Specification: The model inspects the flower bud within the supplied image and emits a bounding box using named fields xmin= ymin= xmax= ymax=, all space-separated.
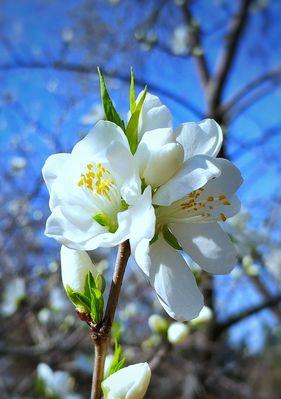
xmin=60 ymin=245 xmax=95 ymax=292
xmin=102 ymin=362 xmax=151 ymax=399
xmin=190 ymin=306 xmax=213 ymax=328
xmin=167 ymin=322 xmax=189 ymax=345
xmin=148 ymin=314 xmax=169 ymax=334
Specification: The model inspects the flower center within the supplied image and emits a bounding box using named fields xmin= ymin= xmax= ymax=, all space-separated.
xmin=78 ymin=163 xmax=113 ymax=197
xmin=155 ymin=185 xmax=232 ymax=226
xmin=77 ymin=163 xmax=126 ymax=233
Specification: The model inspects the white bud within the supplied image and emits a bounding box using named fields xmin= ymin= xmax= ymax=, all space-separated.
xmin=136 ymin=128 xmax=184 ymax=188
xmin=167 ymin=322 xmax=189 ymax=345
xmin=148 ymin=314 xmax=168 ymax=334
xmin=60 ymin=246 xmax=95 ymax=292
xmin=102 ymin=363 xmax=151 ymax=399
xmin=190 ymin=306 xmax=213 ymax=328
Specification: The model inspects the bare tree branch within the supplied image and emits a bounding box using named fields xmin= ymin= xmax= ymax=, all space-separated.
xmin=0 ymin=61 xmax=202 ymax=117
xmin=213 ymin=294 xmax=281 ymax=337
xmin=181 ymin=0 xmax=210 ymax=90
xmin=223 ymin=65 xmax=281 ymax=113
xmin=209 ymin=0 xmax=252 ymax=111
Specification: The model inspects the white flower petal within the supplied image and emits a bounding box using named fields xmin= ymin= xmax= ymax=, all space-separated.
xmin=170 ymin=222 xmax=237 ymax=274
xmin=128 ymin=186 xmax=155 ymax=275
xmin=147 ymin=237 xmax=204 ymax=321
xmin=175 ymin=119 xmax=222 ymax=160
xmin=47 ymin=203 xmax=134 ymax=251
xmin=102 ymin=362 xmax=151 ymax=399
xmin=60 ymin=245 xmax=95 ymax=292
xmin=72 ymin=120 xmax=129 ymax=161
xmin=45 ymin=205 xmax=106 ymax=249
xmin=106 ymin=141 xmax=141 ymax=205
xmin=135 ymin=128 xmax=184 ymax=187
xmin=153 ymin=155 xmax=221 ymax=206
xmin=137 ymin=92 xmax=172 ymax=139
xmin=201 ymin=158 xmax=243 ymax=199
xmin=42 ymin=153 xmax=70 ymax=193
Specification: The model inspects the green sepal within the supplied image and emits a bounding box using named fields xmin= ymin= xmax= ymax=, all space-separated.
xmin=95 ymin=273 xmax=106 ymax=293
xmin=163 ymin=226 xmax=183 ymax=250
xmin=125 ymin=86 xmax=147 ymax=154
xmin=93 ymin=212 xmax=117 ymax=233
xmin=104 ymin=339 xmax=126 ymax=379
xmin=97 ymin=67 xmax=125 ymax=131
xmin=66 ymin=284 xmax=91 ymax=313
xmin=150 ymin=231 xmax=159 ymax=245
xmin=130 ymin=68 xmax=136 ymax=113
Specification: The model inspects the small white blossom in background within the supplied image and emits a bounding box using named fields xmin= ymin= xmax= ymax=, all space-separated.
xmin=10 ymin=156 xmax=26 ymax=174
xmin=225 ymin=209 xmax=264 ymax=257
xmin=80 ymin=104 xmax=105 ymax=126
xmin=102 ymin=362 xmax=151 ymax=399
xmin=0 ymin=278 xmax=26 ymax=316
xmin=148 ymin=314 xmax=169 ymax=334
xmin=36 ymin=363 xmax=82 ymax=399
xmin=190 ymin=306 xmax=213 ymax=328
xmin=62 ymin=27 xmax=74 ymax=43
xmin=242 ymin=255 xmax=259 ymax=277
xmin=171 ymin=25 xmax=189 ymax=55
xmin=167 ymin=322 xmax=189 ymax=345
xmin=265 ymin=248 xmax=281 ymax=284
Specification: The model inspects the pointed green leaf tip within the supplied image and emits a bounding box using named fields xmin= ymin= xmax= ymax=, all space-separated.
xmin=130 ymin=67 xmax=136 ymax=113
xmin=97 ymin=67 xmax=125 ymax=131
xmin=104 ymin=339 xmax=126 ymax=379
xmin=163 ymin=226 xmax=183 ymax=250
xmin=126 ymin=85 xmax=147 ymax=154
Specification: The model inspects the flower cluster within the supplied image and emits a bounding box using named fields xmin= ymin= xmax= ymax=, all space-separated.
xmin=43 ymin=71 xmax=243 ymax=322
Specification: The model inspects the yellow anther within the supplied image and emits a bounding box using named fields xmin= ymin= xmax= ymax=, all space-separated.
xmin=87 ymin=164 xmax=93 ymax=170
xmin=208 ymin=196 xmax=214 ymax=201
xmin=218 ymin=194 xmax=226 ymax=200
xmin=223 ymin=201 xmax=231 ymax=206
xmin=220 ymin=213 xmax=227 ymax=222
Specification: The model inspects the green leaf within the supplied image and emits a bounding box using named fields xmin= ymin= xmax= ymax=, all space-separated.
xmin=97 ymin=67 xmax=125 ymax=130
xmin=105 ymin=339 xmax=126 ymax=378
xmin=130 ymin=68 xmax=136 ymax=114
xmin=95 ymin=273 xmax=106 ymax=293
xmin=84 ymin=271 xmax=95 ymax=299
xmin=125 ymin=86 xmax=147 ymax=154
xmin=66 ymin=285 xmax=91 ymax=313
xmin=150 ymin=231 xmax=159 ymax=245
xmin=163 ymin=226 xmax=183 ymax=250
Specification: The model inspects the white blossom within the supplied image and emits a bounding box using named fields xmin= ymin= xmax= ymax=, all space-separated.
xmin=37 ymin=363 xmax=82 ymax=399
xmin=43 ymin=120 xmax=151 ymax=251
xmin=148 ymin=314 xmax=169 ymax=333
xmin=167 ymin=322 xmax=189 ymax=344
xmin=131 ymin=92 xmax=243 ymax=321
xmin=0 ymin=278 xmax=26 ymax=316
xmin=171 ymin=25 xmax=189 ymax=55
xmin=190 ymin=306 xmax=213 ymax=327
xmin=102 ymin=362 xmax=151 ymax=399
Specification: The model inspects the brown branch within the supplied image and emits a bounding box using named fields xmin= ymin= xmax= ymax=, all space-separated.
xmin=213 ymin=293 xmax=281 ymax=338
xmin=181 ymin=0 xmax=210 ymax=90
xmin=209 ymin=0 xmax=252 ymax=111
xmin=90 ymin=240 xmax=131 ymax=399
xmin=223 ymin=65 xmax=281 ymax=113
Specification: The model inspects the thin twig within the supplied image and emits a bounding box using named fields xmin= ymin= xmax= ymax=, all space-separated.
xmin=90 ymin=240 xmax=131 ymax=399
xmin=213 ymin=293 xmax=281 ymax=338
xmin=181 ymin=0 xmax=210 ymax=90
xmin=209 ymin=0 xmax=252 ymax=110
